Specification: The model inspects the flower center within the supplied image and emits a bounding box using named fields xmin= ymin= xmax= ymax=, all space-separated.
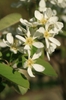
xmin=11 ymin=45 xmax=18 ymax=50
xmin=27 ymin=59 xmax=34 ymax=67
xmin=44 ymin=31 xmax=50 ymax=38
xmin=40 ymin=18 xmax=47 ymax=24
xmin=10 ymin=45 xmax=18 ymax=54
xmin=25 ymin=37 xmax=33 ymax=46
xmin=11 ymin=40 xmax=18 ymax=50
xmin=11 ymin=46 xmax=17 ymax=50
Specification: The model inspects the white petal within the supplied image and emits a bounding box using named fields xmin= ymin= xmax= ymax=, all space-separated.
xmin=61 ymin=15 xmax=66 ymax=22
xmin=39 ymin=7 xmax=46 ymax=12
xmin=0 ymin=40 xmax=7 ymax=47
xmin=33 ymin=32 xmax=42 ymax=39
xmin=33 ymin=42 xmax=44 ymax=48
xmin=10 ymin=48 xmax=17 ymax=54
xmin=3 ymin=39 xmax=7 ymax=44
xmin=49 ymin=29 xmax=56 ymax=34
xmin=32 ymin=49 xmax=42 ymax=60
xmin=49 ymin=37 xmax=61 ymax=46
xmin=24 ymin=45 xmax=30 ymax=50
xmin=16 ymin=35 xmax=26 ymax=42
xmin=46 ymin=52 xmax=50 ymax=61
xmin=50 ymin=43 xmax=56 ymax=49
xmin=48 ymin=16 xmax=58 ymax=23
xmin=37 ymin=27 xmax=45 ymax=33
xmin=20 ymin=18 xmax=27 ymax=26
xmin=27 ymin=50 xmax=31 ymax=59
xmin=50 ymin=1 xmax=56 ymax=4
xmin=39 ymin=0 xmax=46 ymax=8
xmin=55 ymin=22 xmax=63 ymax=31
xmin=26 ymin=28 xmax=30 ymax=37
xmin=23 ymin=61 xmax=27 ymax=68
xmin=39 ymin=0 xmax=46 ymax=12
xmin=34 ymin=10 xmax=43 ymax=20
xmin=32 ymin=53 xmax=39 ymax=60
xmin=58 ymin=0 xmax=63 ymax=3
xmin=45 ymin=39 xmax=49 ymax=48
xmin=7 ymin=33 xmax=13 ymax=44
xmin=17 ymin=27 xmax=22 ymax=32
xmin=27 ymin=67 xmax=35 ymax=77
xmin=12 ymin=63 xmax=17 ymax=68
xmin=3 ymin=39 xmax=9 ymax=46
xmin=45 ymin=8 xmax=53 ymax=18
xmin=33 ymin=64 xmax=45 ymax=72
xmin=25 ymin=21 xmax=32 ymax=26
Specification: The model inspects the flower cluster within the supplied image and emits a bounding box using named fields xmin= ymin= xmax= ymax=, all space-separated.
xmin=0 ymin=0 xmax=63 ymax=77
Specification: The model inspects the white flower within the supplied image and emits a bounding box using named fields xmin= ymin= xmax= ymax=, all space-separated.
xmin=45 ymin=20 xmax=63 ymax=35
xmin=37 ymin=25 xmax=61 ymax=49
xmin=34 ymin=8 xmax=56 ymax=25
xmin=3 ymin=33 xmax=21 ymax=54
xmin=23 ymin=50 xmax=45 ymax=77
xmin=16 ymin=28 xmax=44 ymax=50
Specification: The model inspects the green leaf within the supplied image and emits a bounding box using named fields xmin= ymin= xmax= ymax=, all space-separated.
xmin=0 ymin=13 xmax=22 ymax=31
xmin=36 ymin=58 xmax=57 ymax=77
xmin=31 ymin=46 xmax=37 ymax=56
xmin=0 ymin=63 xmax=29 ymax=88
xmin=18 ymin=86 xmax=28 ymax=95
xmin=40 ymin=49 xmax=44 ymax=59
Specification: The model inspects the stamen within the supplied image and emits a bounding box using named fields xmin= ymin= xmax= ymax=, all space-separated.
xmin=40 ymin=18 xmax=47 ymax=24
xmin=27 ymin=59 xmax=34 ymax=67
xmin=25 ymin=37 xmax=33 ymax=46
xmin=44 ymin=31 xmax=51 ymax=38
